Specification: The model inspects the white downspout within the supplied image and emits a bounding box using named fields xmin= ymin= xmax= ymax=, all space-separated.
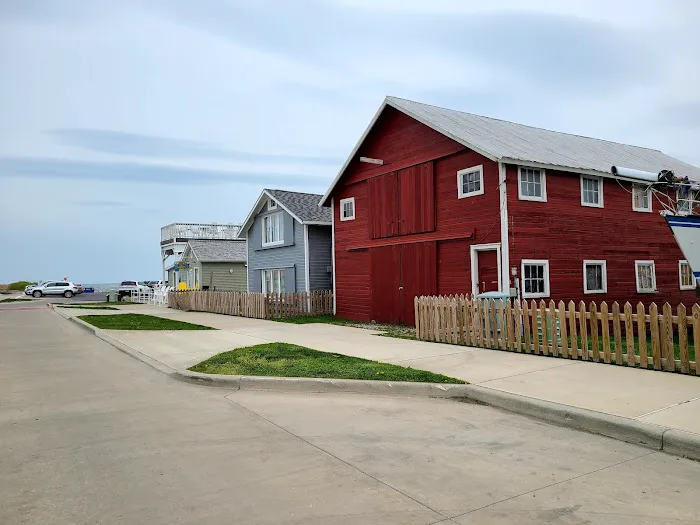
xmin=499 ymin=162 xmax=511 ymax=294
xmin=303 ymin=224 xmax=310 ymax=292
xmin=331 ymin=198 xmax=337 ymax=315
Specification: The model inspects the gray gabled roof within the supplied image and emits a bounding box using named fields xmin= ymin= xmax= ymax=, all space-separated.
xmin=265 ymin=189 xmax=331 ymax=223
xmin=320 ymin=96 xmax=700 ymax=206
xmin=238 ymin=189 xmax=331 ymax=236
xmin=186 ymin=239 xmax=247 ymax=263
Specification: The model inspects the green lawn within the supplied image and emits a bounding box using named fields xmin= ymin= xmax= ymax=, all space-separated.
xmin=0 ymin=297 xmax=32 ymax=303
xmin=77 ymin=313 xmax=215 ymax=331
xmin=189 ymin=342 xmax=463 ymax=383
xmin=273 ymin=314 xmax=417 ymax=340
xmin=576 ymin=334 xmax=696 ymax=362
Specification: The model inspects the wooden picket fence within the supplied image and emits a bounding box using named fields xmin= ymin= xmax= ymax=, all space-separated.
xmin=415 ymin=295 xmax=699 ymax=376
xmin=168 ymin=290 xmax=333 ymax=319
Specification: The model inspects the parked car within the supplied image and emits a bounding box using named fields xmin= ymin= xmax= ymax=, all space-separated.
xmin=30 ymin=281 xmax=84 ymax=298
xmin=117 ymin=281 xmax=150 ymax=300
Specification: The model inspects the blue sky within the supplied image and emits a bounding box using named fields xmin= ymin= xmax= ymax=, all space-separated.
xmin=1 ymin=0 xmax=699 ymax=283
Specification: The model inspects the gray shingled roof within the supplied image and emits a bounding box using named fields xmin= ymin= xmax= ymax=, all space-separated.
xmin=265 ymin=189 xmax=331 ymax=223
xmin=187 ymin=239 xmax=247 ymax=262
xmin=388 ymin=96 xmax=700 ymax=178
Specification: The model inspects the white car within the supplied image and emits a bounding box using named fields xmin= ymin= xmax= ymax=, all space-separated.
xmin=30 ymin=281 xmax=84 ymax=298
xmin=117 ymin=281 xmax=150 ymax=300
xmin=25 ymin=281 xmax=51 ymax=295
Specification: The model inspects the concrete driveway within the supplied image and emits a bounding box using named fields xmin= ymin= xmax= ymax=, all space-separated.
xmin=2 ymin=308 xmax=700 ymax=524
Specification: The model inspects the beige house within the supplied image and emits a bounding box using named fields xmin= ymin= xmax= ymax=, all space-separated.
xmin=174 ymin=239 xmax=247 ymax=291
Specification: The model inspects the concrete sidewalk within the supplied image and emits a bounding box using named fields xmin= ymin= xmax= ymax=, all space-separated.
xmin=59 ymin=305 xmax=700 ymax=437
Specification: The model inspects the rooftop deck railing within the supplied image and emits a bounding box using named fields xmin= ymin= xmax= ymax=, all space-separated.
xmin=161 ymin=223 xmax=241 ymax=242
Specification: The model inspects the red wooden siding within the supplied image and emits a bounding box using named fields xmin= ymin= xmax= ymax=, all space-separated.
xmin=400 ymin=241 xmax=437 ymax=324
xmin=368 ymin=172 xmax=399 ymax=239
xmin=506 ymin=164 xmax=697 ymax=305
xmin=343 ymin=107 xmax=465 ymax=187
xmin=399 ymin=163 xmax=435 ymax=235
xmin=332 ymin=107 xmax=501 ymax=323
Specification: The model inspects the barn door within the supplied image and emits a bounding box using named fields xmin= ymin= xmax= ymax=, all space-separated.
xmin=368 ymin=172 xmax=399 ymax=239
xmin=399 ymin=163 xmax=435 ymax=235
xmin=371 ymin=241 xmax=436 ymax=325
xmin=400 ymin=241 xmax=437 ymax=325
xmin=370 ymin=245 xmax=401 ymax=324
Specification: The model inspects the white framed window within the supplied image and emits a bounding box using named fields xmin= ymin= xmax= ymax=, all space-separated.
xmin=518 ymin=167 xmax=546 ymax=202
xmin=262 ymin=212 xmax=283 ymax=246
xmin=580 ymin=175 xmax=603 ymax=208
xmin=262 ymin=269 xmax=286 ymax=294
xmin=635 ymin=260 xmax=656 ymax=293
xmin=457 ymin=165 xmax=484 ymax=198
xmin=679 ymin=260 xmax=695 ymax=290
xmin=632 ymin=185 xmax=652 ymax=212
xmin=677 ymin=188 xmax=697 ymax=215
xmin=521 ymin=259 xmax=550 ymax=298
xmin=267 ymin=199 xmax=277 ymax=211
xmin=340 ymin=197 xmax=355 ymax=221
xmin=583 ymin=260 xmax=607 ymax=294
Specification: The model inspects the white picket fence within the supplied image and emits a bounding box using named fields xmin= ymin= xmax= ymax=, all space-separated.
xmin=130 ymin=286 xmax=172 ymax=306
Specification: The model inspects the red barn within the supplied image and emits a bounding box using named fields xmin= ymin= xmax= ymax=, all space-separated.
xmin=320 ymin=97 xmax=700 ymax=325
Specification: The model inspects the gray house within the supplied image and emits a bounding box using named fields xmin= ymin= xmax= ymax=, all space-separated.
xmin=239 ymin=189 xmax=332 ymax=293
xmin=177 ymin=239 xmax=248 ymax=291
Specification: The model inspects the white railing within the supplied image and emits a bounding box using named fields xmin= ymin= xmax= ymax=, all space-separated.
xmin=130 ymin=286 xmax=172 ymax=306
xmin=161 ymin=223 xmax=241 ymax=242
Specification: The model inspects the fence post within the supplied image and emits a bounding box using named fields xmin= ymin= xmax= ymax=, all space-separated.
xmin=624 ymin=302 xmax=635 ymax=366
xmin=558 ymin=301 xmax=568 ymax=358
xmin=589 ymin=301 xmax=599 ymax=362
xmin=612 ymin=302 xmax=622 ymax=365
xmin=600 ymin=302 xmax=611 ymax=363
xmin=522 ymin=300 xmax=531 ymax=353
xmin=637 ymin=303 xmax=648 ymax=369
xmin=568 ymin=301 xmax=578 ymax=359
xmin=678 ymin=303 xmax=689 ymax=374
xmin=650 ymin=303 xmax=661 ymax=370
xmin=514 ymin=300 xmax=522 ymax=352
xmin=506 ymin=300 xmax=514 ymax=351
xmin=497 ymin=300 xmax=506 ymax=350
xmin=531 ymin=300 xmax=540 ymax=355
xmin=539 ymin=301 xmax=548 ymax=356
xmin=662 ymin=303 xmax=674 ymax=371
xmin=548 ymin=300 xmax=557 ymax=356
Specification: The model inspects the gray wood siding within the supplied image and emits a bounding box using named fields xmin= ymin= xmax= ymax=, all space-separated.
xmin=247 ymin=208 xmax=306 ymax=292
xmin=307 ymin=225 xmax=333 ymax=291
xmin=200 ymin=262 xmax=247 ymax=291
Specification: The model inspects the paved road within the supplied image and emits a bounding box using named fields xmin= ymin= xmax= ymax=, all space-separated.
xmin=0 ymin=292 xmax=109 ymax=310
xmin=1 ymin=309 xmax=699 ymax=524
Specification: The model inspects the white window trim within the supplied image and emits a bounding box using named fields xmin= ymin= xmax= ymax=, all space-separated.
xmin=267 ymin=199 xmax=277 ymax=211
xmin=261 ymin=212 xmax=284 ymax=247
xmin=635 ymin=260 xmax=657 ymax=293
xmin=339 ymin=197 xmax=355 ymax=221
xmin=261 ymin=268 xmax=285 ymax=294
xmin=583 ymin=260 xmax=607 ymax=294
xmin=580 ymin=175 xmax=604 ymax=208
xmin=517 ymin=166 xmax=547 ymax=202
xmin=457 ymin=164 xmax=484 ymax=198
xmin=632 ymin=185 xmax=652 ymax=213
xmin=521 ymin=259 xmax=550 ymax=299
xmin=679 ymin=260 xmax=695 ymax=290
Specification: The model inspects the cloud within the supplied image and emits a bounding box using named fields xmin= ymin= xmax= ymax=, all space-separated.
xmin=50 ymin=129 xmax=342 ymax=164
xmin=0 ymin=157 xmax=328 ymax=187
xmin=72 ymin=200 xmax=131 ymax=208
xmin=653 ymin=101 xmax=700 ymax=129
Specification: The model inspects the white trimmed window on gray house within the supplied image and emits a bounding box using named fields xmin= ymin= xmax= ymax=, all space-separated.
xmin=521 ymin=259 xmax=550 ymax=298
xmin=518 ymin=167 xmax=546 ymax=202
xmin=262 ymin=212 xmax=283 ymax=246
xmin=262 ymin=268 xmax=286 ymax=294
xmin=635 ymin=260 xmax=656 ymax=293
xmin=457 ymin=165 xmax=484 ymax=198
xmin=583 ymin=260 xmax=607 ymax=294
xmin=632 ymin=185 xmax=652 ymax=212
xmin=580 ymin=175 xmax=603 ymax=208
xmin=340 ymin=197 xmax=355 ymax=221
xmin=679 ymin=260 xmax=694 ymax=290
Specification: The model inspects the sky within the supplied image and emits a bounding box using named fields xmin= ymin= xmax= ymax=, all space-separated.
xmin=1 ymin=0 xmax=699 ymax=283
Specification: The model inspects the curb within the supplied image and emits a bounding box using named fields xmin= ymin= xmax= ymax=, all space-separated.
xmin=53 ymin=306 xmax=700 ymax=461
